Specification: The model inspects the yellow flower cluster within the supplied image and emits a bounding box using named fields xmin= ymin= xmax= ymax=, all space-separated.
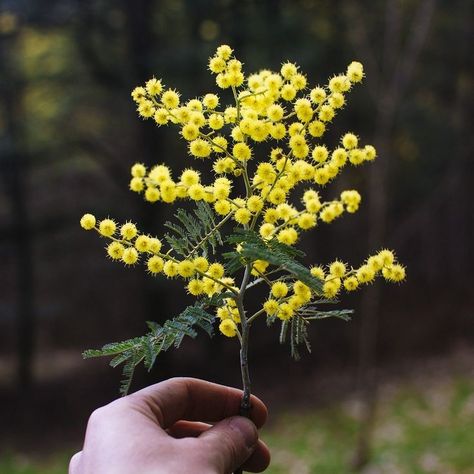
xmin=257 ymin=249 xmax=405 ymax=320
xmin=82 ymin=46 xmax=404 ymax=340
xmin=313 ymin=249 xmax=406 ymax=299
xmin=80 ymin=215 xmax=240 ymax=298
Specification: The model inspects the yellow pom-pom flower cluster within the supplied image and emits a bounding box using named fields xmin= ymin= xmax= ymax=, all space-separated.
xmin=83 ymin=45 xmax=405 ymax=343
xmin=321 ymin=250 xmax=406 ymax=299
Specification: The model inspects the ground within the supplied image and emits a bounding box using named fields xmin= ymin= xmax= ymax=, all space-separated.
xmin=1 ymin=349 xmax=473 ymax=473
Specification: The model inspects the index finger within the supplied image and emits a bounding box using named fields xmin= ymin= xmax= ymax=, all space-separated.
xmin=129 ymin=377 xmax=268 ymax=429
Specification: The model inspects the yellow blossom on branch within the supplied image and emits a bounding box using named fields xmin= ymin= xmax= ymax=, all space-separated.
xmin=80 ymin=45 xmax=406 ymax=402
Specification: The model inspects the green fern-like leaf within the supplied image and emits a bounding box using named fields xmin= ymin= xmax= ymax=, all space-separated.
xmin=194 ymin=201 xmax=223 ymax=254
xmin=278 ymin=315 xmax=310 ymax=360
xmin=278 ymin=309 xmax=352 ymax=360
xmin=83 ymin=302 xmax=216 ymax=395
xmin=224 ymin=229 xmax=323 ymax=294
xmin=164 ymin=202 xmax=223 ymax=258
xmin=83 ymin=339 xmax=143 ymax=358
xmin=120 ymin=353 xmax=143 ymax=396
xmin=299 ymin=308 xmax=353 ymax=321
xmin=280 ymin=315 xmax=308 ymax=360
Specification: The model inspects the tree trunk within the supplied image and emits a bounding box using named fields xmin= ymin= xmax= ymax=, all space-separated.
xmin=0 ymin=27 xmax=36 ymax=392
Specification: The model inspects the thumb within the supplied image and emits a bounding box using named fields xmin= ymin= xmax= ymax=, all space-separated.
xmin=198 ymin=416 xmax=258 ymax=473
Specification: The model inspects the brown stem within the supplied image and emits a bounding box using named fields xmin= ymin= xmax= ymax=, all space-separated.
xmin=239 ymin=322 xmax=252 ymax=418
xmin=235 ymin=264 xmax=252 ymax=473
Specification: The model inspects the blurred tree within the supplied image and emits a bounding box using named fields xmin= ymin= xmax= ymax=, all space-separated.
xmin=342 ymin=0 xmax=437 ymax=468
xmin=0 ymin=10 xmax=36 ymax=391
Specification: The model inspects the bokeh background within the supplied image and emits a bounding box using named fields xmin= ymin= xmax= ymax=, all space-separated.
xmin=1 ymin=0 xmax=473 ymax=472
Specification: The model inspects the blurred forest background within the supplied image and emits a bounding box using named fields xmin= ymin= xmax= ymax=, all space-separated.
xmin=0 ymin=0 xmax=473 ymax=472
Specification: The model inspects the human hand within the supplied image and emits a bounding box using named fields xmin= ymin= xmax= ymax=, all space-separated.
xmin=69 ymin=377 xmax=270 ymax=474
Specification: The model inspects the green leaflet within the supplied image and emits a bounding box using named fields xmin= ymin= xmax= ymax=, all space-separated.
xmin=290 ymin=314 xmax=310 ymax=360
xmin=163 ymin=201 xmax=223 ymax=258
xmin=83 ymin=302 xmax=216 ymax=396
xmin=278 ymin=308 xmax=353 ymax=360
xmin=298 ymin=308 xmax=354 ymax=321
xmin=276 ymin=315 xmax=311 ymax=360
xmin=224 ymin=229 xmax=323 ymax=294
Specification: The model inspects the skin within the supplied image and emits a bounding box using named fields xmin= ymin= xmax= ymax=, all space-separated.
xmin=69 ymin=377 xmax=271 ymax=474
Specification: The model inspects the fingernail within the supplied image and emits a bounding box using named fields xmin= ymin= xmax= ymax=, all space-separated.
xmin=229 ymin=416 xmax=258 ymax=449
